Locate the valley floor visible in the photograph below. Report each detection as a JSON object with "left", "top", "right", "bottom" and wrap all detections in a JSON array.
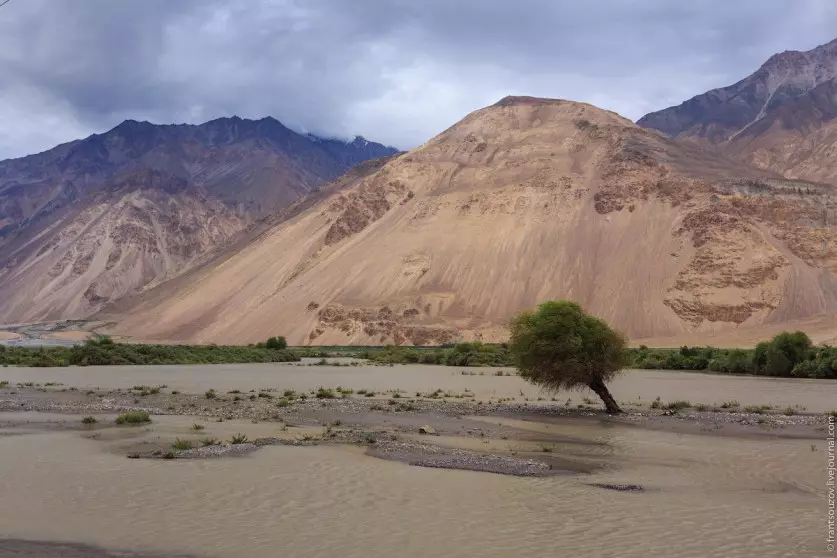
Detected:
[{"left": 0, "top": 362, "right": 833, "bottom": 557}]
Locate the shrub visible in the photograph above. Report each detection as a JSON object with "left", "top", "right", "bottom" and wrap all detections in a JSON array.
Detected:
[
  {"left": 744, "top": 405, "right": 770, "bottom": 414},
  {"left": 205, "top": 389, "right": 217, "bottom": 400},
  {"left": 264, "top": 336, "right": 288, "bottom": 350},
  {"left": 230, "top": 433, "right": 249, "bottom": 444},
  {"left": 191, "top": 423, "right": 205, "bottom": 431},
  {"left": 172, "top": 438, "right": 193, "bottom": 451},
  {"left": 81, "top": 416, "right": 98, "bottom": 424},
  {"left": 201, "top": 438, "right": 220, "bottom": 446},
  {"left": 663, "top": 400, "right": 691, "bottom": 411},
  {"left": 115, "top": 411, "right": 151, "bottom": 425},
  {"left": 316, "top": 387, "right": 336, "bottom": 399}
]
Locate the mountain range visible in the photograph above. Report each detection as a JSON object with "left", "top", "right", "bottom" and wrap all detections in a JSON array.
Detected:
[
  {"left": 0, "top": 118, "right": 396, "bottom": 322},
  {"left": 3, "top": 37, "right": 837, "bottom": 346}
]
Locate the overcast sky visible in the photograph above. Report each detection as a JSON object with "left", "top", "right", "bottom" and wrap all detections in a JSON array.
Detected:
[{"left": 1, "top": 0, "right": 836, "bottom": 159}]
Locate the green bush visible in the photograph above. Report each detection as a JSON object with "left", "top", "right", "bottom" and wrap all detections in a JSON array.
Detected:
[
  {"left": 264, "top": 336, "right": 288, "bottom": 350},
  {"left": 115, "top": 411, "right": 151, "bottom": 425},
  {"left": 0, "top": 339, "right": 300, "bottom": 368}
]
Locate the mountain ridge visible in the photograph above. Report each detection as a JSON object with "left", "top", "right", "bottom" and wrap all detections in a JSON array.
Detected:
[{"left": 105, "top": 96, "right": 837, "bottom": 345}]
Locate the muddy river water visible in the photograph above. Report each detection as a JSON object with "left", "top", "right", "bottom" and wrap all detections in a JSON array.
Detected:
[
  {"left": 0, "top": 363, "right": 834, "bottom": 557},
  {"left": 1, "top": 360, "right": 836, "bottom": 412}
]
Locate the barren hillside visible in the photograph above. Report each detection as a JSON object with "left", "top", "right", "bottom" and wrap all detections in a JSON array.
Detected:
[
  {"left": 0, "top": 170, "right": 243, "bottom": 322},
  {"left": 638, "top": 38, "right": 837, "bottom": 188},
  {"left": 0, "top": 117, "right": 396, "bottom": 324},
  {"left": 108, "top": 97, "right": 837, "bottom": 345},
  {"left": 638, "top": 38, "right": 837, "bottom": 145}
]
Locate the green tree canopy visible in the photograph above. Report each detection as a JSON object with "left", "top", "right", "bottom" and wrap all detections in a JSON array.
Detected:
[{"left": 508, "top": 300, "right": 627, "bottom": 413}]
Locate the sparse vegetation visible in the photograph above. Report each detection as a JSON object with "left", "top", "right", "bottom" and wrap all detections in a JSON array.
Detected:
[
  {"left": 230, "top": 433, "right": 249, "bottom": 444},
  {"left": 721, "top": 400, "right": 740, "bottom": 409},
  {"left": 744, "top": 405, "right": 771, "bottom": 414},
  {"left": 201, "top": 438, "right": 220, "bottom": 446},
  {"left": 115, "top": 411, "right": 151, "bottom": 425},
  {"left": 81, "top": 416, "right": 98, "bottom": 424},
  {"left": 0, "top": 337, "right": 299, "bottom": 367},
  {"left": 316, "top": 387, "right": 336, "bottom": 399},
  {"left": 627, "top": 331, "right": 837, "bottom": 379},
  {"left": 663, "top": 400, "right": 691, "bottom": 411},
  {"left": 172, "top": 438, "right": 193, "bottom": 451},
  {"left": 191, "top": 423, "right": 205, "bottom": 431}
]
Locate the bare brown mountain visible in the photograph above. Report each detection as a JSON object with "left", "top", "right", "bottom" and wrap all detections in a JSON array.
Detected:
[
  {"left": 107, "top": 97, "right": 837, "bottom": 345},
  {"left": 0, "top": 169, "right": 244, "bottom": 322},
  {"left": 0, "top": 117, "right": 396, "bottom": 323}
]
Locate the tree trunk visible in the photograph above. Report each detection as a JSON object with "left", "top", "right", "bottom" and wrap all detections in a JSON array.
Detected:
[{"left": 587, "top": 378, "right": 622, "bottom": 414}]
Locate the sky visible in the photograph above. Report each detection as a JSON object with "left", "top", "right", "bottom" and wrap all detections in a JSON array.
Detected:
[{"left": 1, "top": 0, "right": 836, "bottom": 159}]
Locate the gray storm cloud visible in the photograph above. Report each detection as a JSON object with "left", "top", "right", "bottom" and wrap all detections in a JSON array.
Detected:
[{"left": 1, "top": 0, "right": 836, "bottom": 158}]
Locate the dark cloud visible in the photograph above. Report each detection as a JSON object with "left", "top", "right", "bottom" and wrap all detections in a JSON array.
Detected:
[{"left": 1, "top": 0, "right": 836, "bottom": 158}]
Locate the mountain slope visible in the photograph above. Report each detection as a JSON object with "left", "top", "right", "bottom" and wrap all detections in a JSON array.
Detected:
[
  {"left": 0, "top": 117, "right": 397, "bottom": 323},
  {"left": 638, "top": 38, "right": 837, "bottom": 145},
  {"left": 723, "top": 78, "right": 837, "bottom": 183},
  {"left": 108, "top": 97, "right": 837, "bottom": 345},
  {"left": 0, "top": 169, "right": 243, "bottom": 322}
]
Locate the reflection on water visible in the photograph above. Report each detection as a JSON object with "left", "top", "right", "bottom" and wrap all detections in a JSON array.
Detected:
[
  {"left": 0, "top": 412, "right": 824, "bottom": 558},
  {"left": 2, "top": 362, "right": 836, "bottom": 412}
]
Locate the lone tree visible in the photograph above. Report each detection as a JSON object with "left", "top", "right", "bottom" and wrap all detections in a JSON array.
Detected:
[{"left": 508, "top": 300, "right": 627, "bottom": 414}]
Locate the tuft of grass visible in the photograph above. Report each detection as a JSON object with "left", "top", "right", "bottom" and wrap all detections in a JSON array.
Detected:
[
  {"left": 162, "top": 452, "right": 176, "bottom": 460},
  {"left": 744, "top": 405, "right": 771, "bottom": 414},
  {"left": 720, "top": 400, "right": 740, "bottom": 409},
  {"left": 650, "top": 396, "right": 662, "bottom": 409},
  {"left": 115, "top": 411, "right": 151, "bottom": 425},
  {"left": 230, "top": 433, "right": 249, "bottom": 444},
  {"left": 205, "top": 389, "right": 217, "bottom": 400},
  {"left": 258, "top": 391, "right": 273, "bottom": 399},
  {"left": 0, "top": 380, "right": 9, "bottom": 388},
  {"left": 783, "top": 407, "right": 797, "bottom": 416},
  {"left": 277, "top": 398, "right": 291, "bottom": 407},
  {"left": 663, "top": 400, "right": 691, "bottom": 411},
  {"left": 694, "top": 403, "right": 709, "bottom": 412},
  {"left": 828, "top": 410, "right": 837, "bottom": 418},
  {"left": 201, "top": 438, "right": 220, "bottom": 447},
  {"left": 228, "top": 389, "right": 242, "bottom": 394},
  {"left": 315, "top": 387, "right": 336, "bottom": 399},
  {"left": 172, "top": 438, "right": 193, "bottom": 451},
  {"left": 191, "top": 423, "right": 205, "bottom": 431},
  {"left": 81, "top": 416, "right": 98, "bottom": 425}
]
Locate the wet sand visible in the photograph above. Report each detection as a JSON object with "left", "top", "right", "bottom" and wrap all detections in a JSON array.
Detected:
[{"left": 0, "top": 367, "right": 833, "bottom": 558}]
